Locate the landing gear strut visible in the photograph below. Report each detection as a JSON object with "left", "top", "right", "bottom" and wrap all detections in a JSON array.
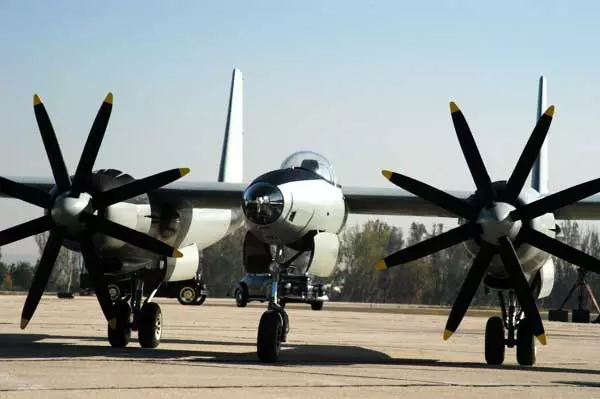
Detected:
[
  {"left": 256, "top": 246, "right": 290, "bottom": 362},
  {"left": 107, "top": 273, "right": 163, "bottom": 348},
  {"left": 484, "top": 290, "right": 536, "bottom": 366}
]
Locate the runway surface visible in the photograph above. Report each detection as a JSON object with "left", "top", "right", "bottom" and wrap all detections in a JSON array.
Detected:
[{"left": 1, "top": 295, "right": 599, "bottom": 398}]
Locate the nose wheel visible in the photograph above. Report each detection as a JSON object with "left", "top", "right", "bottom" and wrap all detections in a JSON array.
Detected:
[{"left": 256, "top": 246, "right": 289, "bottom": 362}]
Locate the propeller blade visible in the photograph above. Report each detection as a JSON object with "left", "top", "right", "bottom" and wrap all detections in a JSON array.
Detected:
[
  {"left": 381, "top": 170, "right": 478, "bottom": 220},
  {"left": 444, "top": 241, "right": 495, "bottom": 340},
  {"left": 0, "top": 177, "right": 52, "bottom": 209},
  {"left": 79, "top": 234, "right": 117, "bottom": 329},
  {"left": 376, "top": 223, "right": 480, "bottom": 269},
  {"left": 71, "top": 93, "right": 113, "bottom": 195},
  {"left": 449, "top": 102, "right": 495, "bottom": 206},
  {"left": 79, "top": 212, "right": 183, "bottom": 258},
  {"left": 92, "top": 167, "right": 190, "bottom": 208},
  {"left": 502, "top": 106, "right": 555, "bottom": 204},
  {"left": 0, "top": 215, "right": 54, "bottom": 246},
  {"left": 497, "top": 236, "right": 546, "bottom": 345},
  {"left": 20, "top": 229, "right": 64, "bottom": 329},
  {"left": 511, "top": 178, "right": 600, "bottom": 221},
  {"left": 520, "top": 227, "right": 600, "bottom": 275},
  {"left": 33, "top": 94, "right": 71, "bottom": 192}
]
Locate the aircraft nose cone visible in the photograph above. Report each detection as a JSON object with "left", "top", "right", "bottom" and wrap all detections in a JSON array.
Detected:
[{"left": 242, "top": 182, "right": 284, "bottom": 225}]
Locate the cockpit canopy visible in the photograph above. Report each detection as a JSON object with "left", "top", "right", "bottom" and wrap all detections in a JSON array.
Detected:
[{"left": 280, "top": 151, "right": 338, "bottom": 186}]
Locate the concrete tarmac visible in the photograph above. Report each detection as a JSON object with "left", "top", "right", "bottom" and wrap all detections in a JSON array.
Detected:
[{"left": 1, "top": 295, "right": 599, "bottom": 398}]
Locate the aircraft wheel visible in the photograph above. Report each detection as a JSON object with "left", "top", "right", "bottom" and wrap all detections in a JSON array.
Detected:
[
  {"left": 484, "top": 316, "right": 505, "bottom": 365},
  {"left": 311, "top": 301, "right": 324, "bottom": 311},
  {"left": 257, "top": 310, "right": 283, "bottom": 363},
  {"left": 516, "top": 318, "right": 536, "bottom": 366},
  {"left": 138, "top": 302, "right": 162, "bottom": 348},
  {"left": 235, "top": 287, "right": 248, "bottom": 307},
  {"left": 108, "top": 301, "right": 132, "bottom": 348},
  {"left": 177, "top": 285, "right": 198, "bottom": 305},
  {"left": 195, "top": 295, "right": 207, "bottom": 305}
]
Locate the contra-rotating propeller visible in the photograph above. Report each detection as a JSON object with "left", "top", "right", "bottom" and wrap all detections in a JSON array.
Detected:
[
  {"left": 376, "top": 101, "right": 600, "bottom": 345},
  {"left": 0, "top": 93, "right": 190, "bottom": 330}
]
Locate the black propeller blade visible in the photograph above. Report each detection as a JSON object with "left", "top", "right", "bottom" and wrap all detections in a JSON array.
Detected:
[
  {"left": 2, "top": 93, "right": 190, "bottom": 330},
  {"left": 444, "top": 241, "right": 495, "bottom": 340},
  {"left": 381, "top": 170, "right": 478, "bottom": 220},
  {"left": 376, "top": 223, "right": 481, "bottom": 270},
  {"left": 502, "top": 106, "right": 555, "bottom": 204},
  {"left": 497, "top": 236, "right": 546, "bottom": 344},
  {"left": 450, "top": 102, "right": 495, "bottom": 206}
]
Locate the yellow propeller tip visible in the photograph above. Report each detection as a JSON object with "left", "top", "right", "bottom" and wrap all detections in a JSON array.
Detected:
[
  {"left": 536, "top": 333, "right": 547, "bottom": 346},
  {"left": 443, "top": 329, "right": 453, "bottom": 341},
  {"left": 33, "top": 94, "right": 42, "bottom": 106},
  {"left": 375, "top": 260, "right": 387, "bottom": 270},
  {"left": 381, "top": 170, "right": 393, "bottom": 180},
  {"left": 20, "top": 318, "right": 29, "bottom": 330},
  {"left": 179, "top": 167, "right": 191, "bottom": 176},
  {"left": 449, "top": 101, "right": 460, "bottom": 113},
  {"left": 544, "top": 105, "right": 555, "bottom": 117},
  {"left": 108, "top": 317, "right": 118, "bottom": 331},
  {"left": 173, "top": 249, "right": 183, "bottom": 258},
  {"left": 104, "top": 92, "right": 113, "bottom": 104}
]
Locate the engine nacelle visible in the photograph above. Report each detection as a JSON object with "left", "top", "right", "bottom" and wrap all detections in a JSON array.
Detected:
[{"left": 163, "top": 243, "right": 199, "bottom": 282}]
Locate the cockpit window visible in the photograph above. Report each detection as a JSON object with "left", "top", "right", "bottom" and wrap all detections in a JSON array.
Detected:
[{"left": 280, "top": 151, "right": 338, "bottom": 185}]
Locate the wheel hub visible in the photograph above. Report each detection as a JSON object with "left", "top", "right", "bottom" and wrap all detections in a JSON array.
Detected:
[{"left": 477, "top": 202, "right": 521, "bottom": 245}]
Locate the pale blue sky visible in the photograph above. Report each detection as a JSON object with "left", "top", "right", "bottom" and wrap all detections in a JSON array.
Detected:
[{"left": 1, "top": 0, "right": 599, "bottom": 261}]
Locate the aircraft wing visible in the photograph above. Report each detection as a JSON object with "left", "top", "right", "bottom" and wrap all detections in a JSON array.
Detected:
[{"left": 4, "top": 178, "right": 600, "bottom": 221}]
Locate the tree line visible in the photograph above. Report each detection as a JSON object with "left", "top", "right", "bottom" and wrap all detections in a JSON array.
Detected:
[{"left": 2, "top": 220, "right": 600, "bottom": 310}]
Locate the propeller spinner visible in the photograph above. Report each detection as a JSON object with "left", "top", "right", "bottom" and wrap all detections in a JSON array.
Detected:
[
  {"left": 376, "top": 102, "right": 600, "bottom": 345},
  {"left": 0, "top": 93, "right": 190, "bottom": 330}
]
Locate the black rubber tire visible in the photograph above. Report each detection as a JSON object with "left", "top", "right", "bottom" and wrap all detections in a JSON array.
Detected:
[
  {"left": 195, "top": 295, "right": 207, "bottom": 305},
  {"left": 235, "top": 286, "right": 248, "bottom": 308},
  {"left": 572, "top": 309, "right": 590, "bottom": 323},
  {"left": 484, "top": 316, "right": 505, "bottom": 365},
  {"left": 108, "top": 301, "right": 132, "bottom": 348},
  {"left": 177, "top": 285, "right": 198, "bottom": 305},
  {"left": 257, "top": 310, "right": 283, "bottom": 363},
  {"left": 138, "top": 302, "right": 162, "bottom": 348},
  {"left": 516, "top": 318, "right": 536, "bottom": 366},
  {"left": 548, "top": 309, "right": 569, "bottom": 322},
  {"left": 311, "top": 301, "right": 324, "bottom": 311}
]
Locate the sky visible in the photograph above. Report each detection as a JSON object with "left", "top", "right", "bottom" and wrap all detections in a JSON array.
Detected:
[{"left": 1, "top": 0, "right": 600, "bottom": 262}]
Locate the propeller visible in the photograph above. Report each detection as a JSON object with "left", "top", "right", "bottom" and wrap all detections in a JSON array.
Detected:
[
  {"left": 376, "top": 102, "right": 600, "bottom": 345},
  {"left": 0, "top": 93, "right": 190, "bottom": 330}
]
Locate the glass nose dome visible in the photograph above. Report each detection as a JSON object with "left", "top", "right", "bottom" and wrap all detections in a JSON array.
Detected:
[
  {"left": 280, "top": 151, "right": 338, "bottom": 185},
  {"left": 242, "top": 182, "right": 284, "bottom": 225}
]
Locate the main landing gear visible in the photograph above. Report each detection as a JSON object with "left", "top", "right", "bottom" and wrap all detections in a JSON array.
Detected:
[
  {"left": 256, "top": 247, "right": 290, "bottom": 363},
  {"left": 485, "top": 290, "right": 536, "bottom": 366},
  {"left": 107, "top": 275, "right": 163, "bottom": 348}
]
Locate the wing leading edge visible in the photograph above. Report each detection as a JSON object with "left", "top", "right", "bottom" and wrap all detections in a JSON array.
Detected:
[{"left": 3, "top": 178, "right": 600, "bottom": 220}]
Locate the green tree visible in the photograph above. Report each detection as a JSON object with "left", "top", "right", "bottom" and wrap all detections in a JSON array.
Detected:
[
  {"left": 201, "top": 227, "right": 247, "bottom": 297},
  {"left": 10, "top": 262, "right": 34, "bottom": 291}
]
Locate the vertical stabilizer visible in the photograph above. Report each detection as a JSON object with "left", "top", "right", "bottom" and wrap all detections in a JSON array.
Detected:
[
  {"left": 531, "top": 75, "right": 548, "bottom": 194},
  {"left": 218, "top": 69, "right": 244, "bottom": 183}
]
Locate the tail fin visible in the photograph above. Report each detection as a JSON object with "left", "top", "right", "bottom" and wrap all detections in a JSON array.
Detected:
[
  {"left": 531, "top": 75, "right": 548, "bottom": 194},
  {"left": 218, "top": 69, "right": 244, "bottom": 183}
]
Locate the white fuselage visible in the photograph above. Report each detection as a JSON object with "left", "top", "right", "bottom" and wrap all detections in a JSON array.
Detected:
[{"left": 246, "top": 179, "right": 347, "bottom": 245}]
